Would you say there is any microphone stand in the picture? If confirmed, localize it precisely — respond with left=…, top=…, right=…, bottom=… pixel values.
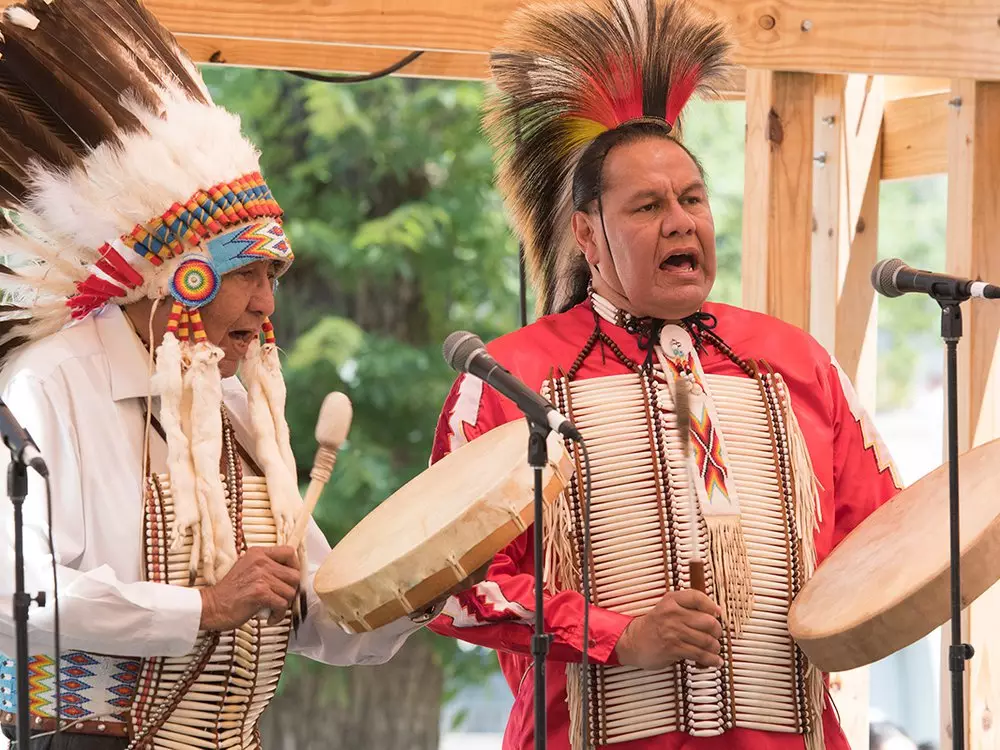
left=8, top=449, right=44, bottom=748
left=527, top=418, right=552, bottom=750
left=937, top=295, right=975, bottom=750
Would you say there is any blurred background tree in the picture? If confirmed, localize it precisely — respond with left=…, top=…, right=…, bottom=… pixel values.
left=200, top=67, right=946, bottom=749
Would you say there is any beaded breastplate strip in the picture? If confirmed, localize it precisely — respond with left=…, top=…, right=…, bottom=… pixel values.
left=129, top=411, right=291, bottom=750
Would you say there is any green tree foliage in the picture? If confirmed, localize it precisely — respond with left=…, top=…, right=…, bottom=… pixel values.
left=875, top=178, right=948, bottom=409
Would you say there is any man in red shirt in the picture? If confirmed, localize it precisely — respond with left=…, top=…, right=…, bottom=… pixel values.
left=428, top=0, right=903, bottom=748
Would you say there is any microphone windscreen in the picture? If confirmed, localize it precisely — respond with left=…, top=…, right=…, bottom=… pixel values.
left=871, top=257, right=906, bottom=298
left=443, top=331, right=485, bottom=372
left=314, top=392, right=353, bottom=449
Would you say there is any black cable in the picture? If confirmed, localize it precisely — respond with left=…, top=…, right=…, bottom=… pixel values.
left=579, top=436, right=592, bottom=749
left=286, top=51, right=425, bottom=84
left=518, top=242, right=528, bottom=329
left=44, top=473, right=60, bottom=742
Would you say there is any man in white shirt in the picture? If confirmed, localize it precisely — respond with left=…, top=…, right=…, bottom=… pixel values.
left=0, top=296, right=429, bottom=748
left=0, top=2, right=442, bottom=746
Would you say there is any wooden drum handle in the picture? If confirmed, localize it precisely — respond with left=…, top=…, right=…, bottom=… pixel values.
left=689, top=559, right=706, bottom=594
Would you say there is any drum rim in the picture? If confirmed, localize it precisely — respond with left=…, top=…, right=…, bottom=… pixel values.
left=789, top=437, right=1000, bottom=671
left=314, top=422, right=573, bottom=632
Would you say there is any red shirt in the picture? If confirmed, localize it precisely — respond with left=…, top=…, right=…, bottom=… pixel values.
left=429, top=300, right=902, bottom=750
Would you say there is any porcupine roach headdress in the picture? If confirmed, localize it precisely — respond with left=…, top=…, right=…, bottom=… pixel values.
left=485, top=0, right=733, bottom=316
left=0, top=0, right=302, bottom=585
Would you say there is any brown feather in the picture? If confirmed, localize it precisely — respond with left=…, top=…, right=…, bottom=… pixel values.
left=0, top=64, right=87, bottom=152
left=0, top=325, right=30, bottom=369
left=81, top=0, right=208, bottom=103
left=60, top=2, right=159, bottom=93
left=0, top=133, right=33, bottom=176
left=0, top=302, right=30, bottom=369
left=0, top=89, right=80, bottom=170
left=0, top=170, right=25, bottom=207
left=0, top=0, right=214, bottom=208
left=20, top=0, right=155, bottom=126
left=0, top=16, right=118, bottom=148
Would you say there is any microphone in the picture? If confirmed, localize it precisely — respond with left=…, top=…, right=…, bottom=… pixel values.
left=443, top=331, right=581, bottom=441
left=0, top=399, right=48, bottom=477
left=871, top=258, right=1000, bottom=300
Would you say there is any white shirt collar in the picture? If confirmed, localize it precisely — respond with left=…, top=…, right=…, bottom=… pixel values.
left=93, top=305, right=155, bottom=402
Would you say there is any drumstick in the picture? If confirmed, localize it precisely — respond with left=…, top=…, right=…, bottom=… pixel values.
left=289, top=391, right=353, bottom=550
left=260, top=392, right=353, bottom=631
left=291, top=392, right=352, bottom=630
left=674, top=378, right=707, bottom=595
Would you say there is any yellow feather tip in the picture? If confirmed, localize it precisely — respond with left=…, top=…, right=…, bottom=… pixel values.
left=561, top=118, right=610, bottom=154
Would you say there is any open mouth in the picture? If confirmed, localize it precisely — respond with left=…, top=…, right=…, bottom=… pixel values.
left=228, top=329, right=257, bottom=343
left=659, top=252, right=699, bottom=272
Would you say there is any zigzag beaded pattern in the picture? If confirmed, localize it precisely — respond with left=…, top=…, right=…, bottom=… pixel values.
left=545, top=369, right=812, bottom=745
left=123, top=173, right=282, bottom=267
left=0, top=646, right=142, bottom=729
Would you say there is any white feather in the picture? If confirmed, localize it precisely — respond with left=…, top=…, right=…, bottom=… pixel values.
left=4, top=7, right=39, bottom=29
left=24, top=88, right=262, bottom=272
left=0, top=305, right=71, bottom=349
left=4, top=85, right=272, bottom=358
left=257, top=342, right=296, bottom=477
left=185, top=341, right=237, bottom=583
left=0, top=225, right=92, bottom=288
left=242, top=339, right=300, bottom=544
left=150, top=333, right=199, bottom=552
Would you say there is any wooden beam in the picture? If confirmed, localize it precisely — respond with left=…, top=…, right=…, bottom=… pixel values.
left=177, top=35, right=491, bottom=80
left=742, top=70, right=816, bottom=329
left=175, top=34, right=749, bottom=95
left=811, top=75, right=884, bottom=358
left=882, top=92, right=949, bottom=181
left=809, top=75, right=883, bottom=750
left=884, top=75, right=951, bottom=101
left=946, top=80, right=1000, bottom=456
left=942, top=79, right=1000, bottom=750
left=144, top=0, right=1000, bottom=81
left=835, top=134, right=882, bottom=404
left=810, top=74, right=848, bottom=351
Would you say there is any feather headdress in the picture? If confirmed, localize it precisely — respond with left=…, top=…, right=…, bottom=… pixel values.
left=485, top=0, right=733, bottom=315
left=0, top=0, right=301, bottom=584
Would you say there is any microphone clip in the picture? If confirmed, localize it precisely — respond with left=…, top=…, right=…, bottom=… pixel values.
left=526, top=418, right=553, bottom=470
left=937, top=297, right=965, bottom=342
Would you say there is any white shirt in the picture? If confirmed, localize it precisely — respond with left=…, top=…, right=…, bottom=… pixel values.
left=0, top=305, right=420, bottom=664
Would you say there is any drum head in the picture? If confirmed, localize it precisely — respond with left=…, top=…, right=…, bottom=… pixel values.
left=789, top=437, right=1000, bottom=671
left=315, top=420, right=571, bottom=632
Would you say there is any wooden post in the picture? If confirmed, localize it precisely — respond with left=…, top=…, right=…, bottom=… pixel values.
left=811, top=73, right=885, bottom=749
left=742, top=69, right=816, bottom=329
left=941, top=78, right=1000, bottom=750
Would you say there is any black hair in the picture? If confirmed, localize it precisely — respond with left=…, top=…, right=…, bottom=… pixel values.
left=571, top=119, right=706, bottom=212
